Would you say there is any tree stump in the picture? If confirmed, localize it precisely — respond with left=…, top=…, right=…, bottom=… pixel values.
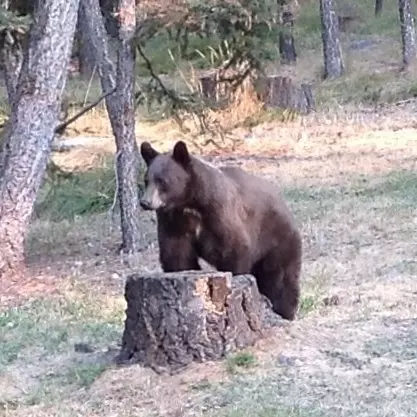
left=257, top=75, right=315, bottom=114
left=117, top=271, right=265, bottom=374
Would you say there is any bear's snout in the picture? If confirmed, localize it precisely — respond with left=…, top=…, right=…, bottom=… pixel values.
left=140, top=199, right=153, bottom=210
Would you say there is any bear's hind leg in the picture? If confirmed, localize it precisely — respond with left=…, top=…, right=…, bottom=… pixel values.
left=274, top=258, right=301, bottom=320
left=252, top=251, right=301, bottom=321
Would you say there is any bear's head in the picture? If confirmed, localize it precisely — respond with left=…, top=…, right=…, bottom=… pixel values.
left=139, top=140, right=193, bottom=211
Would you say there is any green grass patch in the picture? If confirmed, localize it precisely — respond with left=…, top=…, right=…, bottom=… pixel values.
left=26, top=362, right=108, bottom=406
left=299, top=294, right=318, bottom=316
left=363, top=325, right=417, bottom=362
left=351, top=170, right=417, bottom=206
left=0, top=294, right=123, bottom=370
left=214, top=405, right=324, bottom=417
left=285, top=169, right=417, bottom=206
left=35, top=162, right=144, bottom=221
left=226, top=351, right=257, bottom=374
left=35, top=164, right=115, bottom=221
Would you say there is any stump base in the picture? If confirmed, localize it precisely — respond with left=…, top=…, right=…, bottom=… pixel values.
left=118, top=271, right=266, bottom=374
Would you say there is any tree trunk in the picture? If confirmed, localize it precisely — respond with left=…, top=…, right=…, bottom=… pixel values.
left=399, top=0, right=416, bottom=66
left=375, top=0, right=384, bottom=16
left=114, top=0, right=142, bottom=253
left=0, top=0, right=80, bottom=282
left=76, top=6, right=96, bottom=79
left=277, top=4, right=297, bottom=65
left=0, top=1, right=26, bottom=108
left=319, top=0, right=344, bottom=79
left=100, top=0, right=119, bottom=38
left=117, top=271, right=266, bottom=374
left=279, top=30, right=297, bottom=64
left=1, top=37, right=24, bottom=107
left=79, top=0, right=142, bottom=253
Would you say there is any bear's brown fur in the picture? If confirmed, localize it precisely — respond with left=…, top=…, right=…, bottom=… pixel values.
left=140, top=140, right=302, bottom=320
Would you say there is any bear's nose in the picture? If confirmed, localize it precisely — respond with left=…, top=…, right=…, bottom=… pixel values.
left=140, top=199, right=152, bottom=210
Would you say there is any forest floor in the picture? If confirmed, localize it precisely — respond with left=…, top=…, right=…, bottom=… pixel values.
left=1, top=100, right=417, bottom=417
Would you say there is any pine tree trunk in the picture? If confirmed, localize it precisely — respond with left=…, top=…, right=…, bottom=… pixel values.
left=375, top=0, right=384, bottom=16
left=0, top=0, right=80, bottom=283
left=319, top=0, right=344, bottom=79
left=399, top=0, right=416, bottom=66
left=1, top=38, right=24, bottom=107
left=114, top=0, right=142, bottom=253
left=79, top=0, right=142, bottom=253
left=277, top=3, right=297, bottom=65
left=77, top=7, right=96, bottom=79
left=0, top=0, right=26, bottom=107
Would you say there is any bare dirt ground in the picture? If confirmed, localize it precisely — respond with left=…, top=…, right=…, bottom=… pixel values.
left=1, top=105, right=417, bottom=417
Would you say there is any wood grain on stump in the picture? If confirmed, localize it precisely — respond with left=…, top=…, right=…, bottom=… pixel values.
left=118, top=271, right=265, bottom=374
left=257, top=75, right=315, bottom=114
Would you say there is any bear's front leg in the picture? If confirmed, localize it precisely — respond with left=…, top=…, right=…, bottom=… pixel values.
left=156, top=210, right=201, bottom=272
left=158, top=235, right=201, bottom=272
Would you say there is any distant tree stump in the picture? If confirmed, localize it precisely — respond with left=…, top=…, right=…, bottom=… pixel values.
left=117, top=271, right=266, bottom=374
left=257, top=75, right=315, bottom=114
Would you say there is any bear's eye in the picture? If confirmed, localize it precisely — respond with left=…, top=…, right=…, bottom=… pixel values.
left=157, top=177, right=168, bottom=190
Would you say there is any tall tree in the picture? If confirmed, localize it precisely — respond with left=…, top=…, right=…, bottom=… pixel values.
left=113, top=0, right=142, bottom=253
left=398, top=0, right=416, bottom=66
left=80, top=0, right=142, bottom=253
left=0, top=3, right=31, bottom=106
left=277, top=1, right=297, bottom=64
left=0, top=0, right=80, bottom=282
left=76, top=6, right=96, bottom=79
left=375, top=0, right=384, bottom=16
left=319, top=0, right=344, bottom=79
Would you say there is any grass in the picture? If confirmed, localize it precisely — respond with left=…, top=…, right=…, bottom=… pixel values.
left=0, top=283, right=124, bottom=407
left=226, top=351, right=257, bottom=374
left=0, top=291, right=123, bottom=369
left=7, top=143, right=414, bottom=416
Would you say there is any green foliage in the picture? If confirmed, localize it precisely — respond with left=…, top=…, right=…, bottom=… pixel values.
left=136, top=0, right=279, bottom=75
left=0, top=7, right=31, bottom=36
left=134, top=0, right=280, bottom=128
left=34, top=159, right=147, bottom=221
left=34, top=165, right=116, bottom=221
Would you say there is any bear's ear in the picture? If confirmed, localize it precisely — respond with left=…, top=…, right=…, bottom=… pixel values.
left=172, top=141, right=191, bottom=168
left=140, top=141, right=159, bottom=166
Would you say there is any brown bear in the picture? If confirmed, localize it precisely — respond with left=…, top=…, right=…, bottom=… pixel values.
left=139, top=140, right=302, bottom=320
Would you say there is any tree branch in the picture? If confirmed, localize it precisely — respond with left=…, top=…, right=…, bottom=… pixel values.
left=54, top=86, right=116, bottom=135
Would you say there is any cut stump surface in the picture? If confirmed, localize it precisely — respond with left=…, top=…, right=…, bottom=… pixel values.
left=118, top=271, right=268, bottom=374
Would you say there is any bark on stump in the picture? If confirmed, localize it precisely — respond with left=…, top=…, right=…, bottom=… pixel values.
left=118, top=271, right=265, bottom=374
left=257, top=75, right=315, bottom=114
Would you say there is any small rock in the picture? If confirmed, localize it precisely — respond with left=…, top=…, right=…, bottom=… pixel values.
left=278, top=354, right=297, bottom=366
left=323, top=295, right=340, bottom=306
left=74, top=343, right=95, bottom=353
